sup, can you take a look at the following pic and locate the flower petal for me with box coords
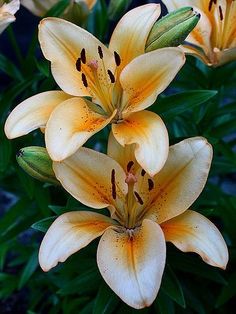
[4,91,72,139]
[144,137,213,224]
[112,111,169,176]
[39,17,114,97]
[53,147,127,210]
[161,210,229,269]
[45,97,116,161]
[39,211,115,272]
[120,48,185,113]
[97,219,166,309]
[107,131,138,174]
[109,4,161,71]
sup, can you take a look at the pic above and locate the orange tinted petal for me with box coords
[97,219,166,309]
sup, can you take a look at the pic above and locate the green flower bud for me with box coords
[63,1,90,26]
[108,0,132,21]
[16,146,59,185]
[145,7,200,52]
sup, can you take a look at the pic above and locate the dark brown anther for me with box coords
[76,57,81,71]
[81,48,86,64]
[98,46,103,59]
[219,5,223,20]
[148,179,154,191]
[114,51,121,66]
[107,70,115,83]
[141,169,146,177]
[111,169,116,200]
[81,73,88,87]
[134,191,144,205]
[127,161,134,172]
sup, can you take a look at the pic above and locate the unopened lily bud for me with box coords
[16,146,59,185]
[63,1,90,25]
[145,7,200,52]
[108,0,132,20]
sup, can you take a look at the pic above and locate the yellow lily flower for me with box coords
[39,135,228,309]
[163,0,236,66]
[21,0,97,17]
[0,0,19,34]
[5,4,185,176]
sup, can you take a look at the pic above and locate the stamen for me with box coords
[127,161,134,172]
[141,169,146,176]
[98,46,103,59]
[76,57,81,71]
[208,0,217,11]
[111,169,116,200]
[81,73,88,87]
[148,179,154,191]
[107,69,115,83]
[81,48,86,64]
[88,60,98,71]
[219,5,223,20]
[114,51,121,66]
[134,191,144,205]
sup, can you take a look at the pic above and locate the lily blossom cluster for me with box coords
[5,4,185,176]
[164,0,236,66]
[0,0,19,34]
[4,3,229,310]
[39,135,228,309]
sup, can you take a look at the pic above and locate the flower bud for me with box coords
[145,7,200,52]
[63,1,90,26]
[16,146,59,185]
[108,0,132,20]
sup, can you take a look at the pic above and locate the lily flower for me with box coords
[4,4,185,176]
[21,0,97,17]
[163,0,236,66]
[39,135,228,309]
[0,0,20,34]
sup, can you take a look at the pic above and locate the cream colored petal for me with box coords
[97,219,166,309]
[53,147,127,210]
[107,131,138,174]
[39,17,114,97]
[1,0,20,15]
[144,137,213,224]
[109,4,161,71]
[182,44,212,65]
[120,48,185,113]
[112,111,169,177]
[161,210,229,269]
[39,211,115,271]
[214,47,236,66]
[0,13,15,34]
[4,91,72,139]
[45,97,116,161]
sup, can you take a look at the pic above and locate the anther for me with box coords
[111,169,116,200]
[219,5,223,20]
[134,191,144,205]
[127,161,134,172]
[76,57,81,71]
[107,70,115,83]
[141,169,146,176]
[148,179,154,191]
[81,73,88,87]
[81,48,86,64]
[114,51,121,66]
[98,46,103,59]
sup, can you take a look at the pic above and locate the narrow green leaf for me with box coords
[93,282,119,314]
[18,250,38,289]
[0,53,23,80]
[31,216,56,233]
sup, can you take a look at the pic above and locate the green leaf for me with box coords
[18,250,38,289]
[154,291,175,314]
[44,0,70,17]
[58,267,101,296]
[31,216,56,233]
[0,134,12,173]
[0,53,23,80]
[151,90,218,120]
[161,266,186,308]
[93,282,119,314]
[215,272,236,307]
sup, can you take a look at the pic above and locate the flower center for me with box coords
[75,46,123,116]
